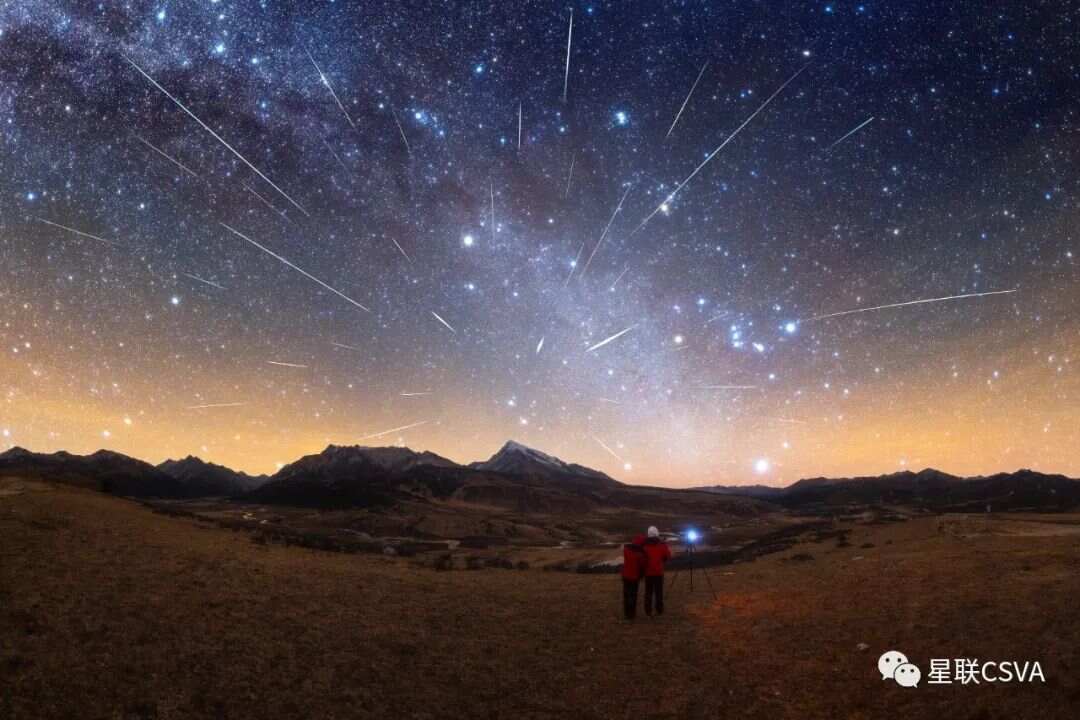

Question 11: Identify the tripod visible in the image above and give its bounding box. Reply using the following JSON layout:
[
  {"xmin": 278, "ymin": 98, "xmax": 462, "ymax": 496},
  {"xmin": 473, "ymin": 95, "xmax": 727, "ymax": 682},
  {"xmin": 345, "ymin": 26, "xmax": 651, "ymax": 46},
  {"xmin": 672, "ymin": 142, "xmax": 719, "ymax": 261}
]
[{"xmin": 668, "ymin": 543, "xmax": 717, "ymax": 599}]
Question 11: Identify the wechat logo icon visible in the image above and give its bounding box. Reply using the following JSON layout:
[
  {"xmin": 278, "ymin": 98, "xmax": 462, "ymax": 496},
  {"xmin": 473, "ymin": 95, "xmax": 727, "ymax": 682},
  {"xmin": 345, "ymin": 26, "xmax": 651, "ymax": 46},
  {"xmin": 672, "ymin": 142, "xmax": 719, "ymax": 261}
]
[{"xmin": 879, "ymin": 650, "xmax": 921, "ymax": 688}]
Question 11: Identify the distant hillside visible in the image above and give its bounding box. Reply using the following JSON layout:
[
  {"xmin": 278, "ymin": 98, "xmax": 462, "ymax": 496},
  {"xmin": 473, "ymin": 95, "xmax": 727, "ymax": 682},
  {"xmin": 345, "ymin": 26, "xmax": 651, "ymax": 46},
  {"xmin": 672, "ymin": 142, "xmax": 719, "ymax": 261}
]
[
  {"xmin": 0, "ymin": 441, "xmax": 763, "ymax": 517},
  {"xmin": 697, "ymin": 468, "xmax": 1080, "ymax": 512},
  {"xmin": 691, "ymin": 484, "xmax": 788, "ymax": 500},
  {"xmin": 0, "ymin": 447, "xmax": 189, "ymax": 498},
  {"xmin": 245, "ymin": 445, "xmax": 469, "ymax": 508},
  {"xmin": 6, "ymin": 442, "xmax": 1076, "ymax": 515},
  {"xmin": 244, "ymin": 441, "xmax": 757, "ymax": 516},
  {"xmin": 157, "ymin": 456, "xmax": 268, "ymax": 495}
]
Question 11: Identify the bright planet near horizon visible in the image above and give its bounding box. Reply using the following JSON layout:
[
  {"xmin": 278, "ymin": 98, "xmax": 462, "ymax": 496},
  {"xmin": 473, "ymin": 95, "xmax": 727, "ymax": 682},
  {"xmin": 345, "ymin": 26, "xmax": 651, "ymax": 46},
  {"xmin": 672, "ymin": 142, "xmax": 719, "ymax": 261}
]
[{"xmin": 0, "ymin": 2, "xmax": 1077, "ymax": 486}]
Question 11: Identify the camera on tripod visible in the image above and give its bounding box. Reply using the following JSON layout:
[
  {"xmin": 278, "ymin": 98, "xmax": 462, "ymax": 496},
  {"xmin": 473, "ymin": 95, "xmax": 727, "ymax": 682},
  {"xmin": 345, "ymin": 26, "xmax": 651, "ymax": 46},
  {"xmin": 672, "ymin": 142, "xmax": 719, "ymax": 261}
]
[{"xmin": 669, "ymin": 526, "xmax": 716, "ymax": 598}]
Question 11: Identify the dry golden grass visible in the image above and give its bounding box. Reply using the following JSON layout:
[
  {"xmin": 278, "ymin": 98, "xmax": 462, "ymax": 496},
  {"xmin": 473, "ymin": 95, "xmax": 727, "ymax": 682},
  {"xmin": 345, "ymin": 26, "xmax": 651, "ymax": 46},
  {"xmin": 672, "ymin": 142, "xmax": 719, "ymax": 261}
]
[
  {"xmin": 2, "ymin": 480, "xmax": 1079, "ymax": 719},
  {"xmin": 691, "ymin": 515, "xmax": 1080, "ymax": 719}
]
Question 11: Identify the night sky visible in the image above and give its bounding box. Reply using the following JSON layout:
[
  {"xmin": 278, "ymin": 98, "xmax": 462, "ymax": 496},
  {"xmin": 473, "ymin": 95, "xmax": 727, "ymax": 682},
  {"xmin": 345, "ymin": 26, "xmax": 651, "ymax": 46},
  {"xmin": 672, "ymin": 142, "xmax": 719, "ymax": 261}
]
[{"xmin": 1, "ymin": 1, "xmax": 1077, "ymax": 485}]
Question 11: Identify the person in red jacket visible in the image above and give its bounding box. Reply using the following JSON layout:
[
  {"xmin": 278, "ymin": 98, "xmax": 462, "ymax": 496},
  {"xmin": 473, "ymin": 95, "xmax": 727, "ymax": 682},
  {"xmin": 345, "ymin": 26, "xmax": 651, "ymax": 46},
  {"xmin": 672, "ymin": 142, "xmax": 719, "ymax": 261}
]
[
  {"xmin": 641, "ymin": 525, "xmax": 672, "ymax": 616},
  {"xmin": 621, "ymin": 533, "xmax": 647, "ymax": 620}
]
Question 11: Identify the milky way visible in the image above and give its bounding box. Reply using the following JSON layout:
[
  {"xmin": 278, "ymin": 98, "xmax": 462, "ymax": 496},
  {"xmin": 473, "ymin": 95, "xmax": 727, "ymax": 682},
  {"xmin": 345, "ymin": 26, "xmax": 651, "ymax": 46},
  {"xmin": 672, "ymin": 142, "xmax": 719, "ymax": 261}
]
[{"xmin": 0, "ymin": 2, "xmax": 1076, "ymax": 484}]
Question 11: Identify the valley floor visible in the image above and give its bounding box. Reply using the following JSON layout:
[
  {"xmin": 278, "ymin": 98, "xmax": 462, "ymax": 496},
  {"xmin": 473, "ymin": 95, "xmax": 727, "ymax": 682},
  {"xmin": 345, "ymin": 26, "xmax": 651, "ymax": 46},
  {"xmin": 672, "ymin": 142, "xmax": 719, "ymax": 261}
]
[{"xmin": 2, "ymin": 478, "xmax": 1079, "ymax": 719}]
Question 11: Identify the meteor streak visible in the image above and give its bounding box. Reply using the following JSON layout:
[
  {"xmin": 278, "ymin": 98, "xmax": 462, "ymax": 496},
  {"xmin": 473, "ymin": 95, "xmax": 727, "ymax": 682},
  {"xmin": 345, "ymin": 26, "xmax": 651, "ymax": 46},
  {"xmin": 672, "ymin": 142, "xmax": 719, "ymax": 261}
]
[
  {"xmin": 306, "ymin": 50, "xmax": 357, "ymax": 130},
  {"xmin": 431, "ymin": 311, "xmax": 457, "ymax": 334},
  {"xmin": 591, "ymin": 433, "xmax": 626, "ymax": 462},
  {"xmin": 267, "ymin": 361, "xmax": 308, "ymax": 368},
  {"xmin": 243, "ymin": 182, "xmax": 292, "ymax": 225},
  {"xmin": 185, "ymin": 402, "xmax": 247, "ymax": 410},
  {"xmin": 360, "ymin": 420, "xmax": 429, "ymax": 440},
  {"xmin": 704, "ymin": 312, "xmax": 731, "ymax": 325},
  {"xmin": 399, "ymin": 391, "xmax": 433, "ymax": 397},
  {"xmin": 586, "ymin": 325, "xmax": 636, "ymax": 353},
  {"xmin": 323, "ymin": 139, "xmax": 349, "ymax": 173},
  {"xmin": 665, "ymin": 60, "xmax": 708, "ymax": 139},
  {"xmin": 391, "ymin": 237, "xmax": 413, "ymax": 263},
  {"xmin": 331, "ymin": 341, "xmax": 362, "ymax": 351},
  {"xmin": 803, "ymin": 289, "xmax": 1018, "ymax": 322},
  {"xmin": 135, "ymin": 135, "xmax": 199, "ymax": 178},
  {"xmin": 699, "ymin": 385, "xmax": 759, "ymax": 390},
  {"xmin": 36, "ymin": 217, "xmax": 118, "ymax": 245},
  {"xmin": 183, "ymin": 272, "xmax": 225, "ymax": 290},
  {"xmin": 390, "ymin": 106, "xmax": 411, "ymax": 154},
  {"xmin": 490, "ymin": 180, "xmax": 496, "ymax": 244},
  {"xmin": 562, "ymin": 10, "xmax": 573, "ymax": 102},
  {"xmin": 123, "ymin": 53, "xmax": 309, "ymax": 217},
  {"xmin": 536, "ymin": 336, "xmax": 545, "ymax": 354},
  {"xmin": 610, "ymin": 265, "xmax": 629, "ymax": 290},
  {"xmin": 221, "ymin": 223, "xmax": 371, "ymax": 312},
  {"xmin": 825, "ymin": 115, "xmax": 874, "ymax": 151},
  {"xmin": 580, "ymin": 185, "xmax": 631, "ymax": 279},
  {"xmin": 517, "ymin": 102, "xmax": 523, "ymax": 150},
  {"xmin": 633, "ymin": 64, "xmax": 808, "ymax": 235},
  {"xmin": 564, "ymin": 153, "xmax": 576, "ymax": 197}
]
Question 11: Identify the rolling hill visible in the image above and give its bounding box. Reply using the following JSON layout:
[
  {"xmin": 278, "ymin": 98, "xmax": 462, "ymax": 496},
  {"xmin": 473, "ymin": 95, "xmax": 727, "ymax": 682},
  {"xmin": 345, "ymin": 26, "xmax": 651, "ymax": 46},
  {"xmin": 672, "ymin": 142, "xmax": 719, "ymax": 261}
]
[{"xmin": 696, "ymin": 467, "xmax": 1080, "ymax": 512}]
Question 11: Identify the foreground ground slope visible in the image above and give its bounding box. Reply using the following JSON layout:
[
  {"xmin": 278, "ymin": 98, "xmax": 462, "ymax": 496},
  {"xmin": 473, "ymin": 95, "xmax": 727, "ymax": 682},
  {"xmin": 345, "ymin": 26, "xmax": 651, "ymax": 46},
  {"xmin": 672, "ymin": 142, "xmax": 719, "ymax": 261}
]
[{"xmin": 2, "ymin": 478, "xmax": 1079, "ymax": 719}]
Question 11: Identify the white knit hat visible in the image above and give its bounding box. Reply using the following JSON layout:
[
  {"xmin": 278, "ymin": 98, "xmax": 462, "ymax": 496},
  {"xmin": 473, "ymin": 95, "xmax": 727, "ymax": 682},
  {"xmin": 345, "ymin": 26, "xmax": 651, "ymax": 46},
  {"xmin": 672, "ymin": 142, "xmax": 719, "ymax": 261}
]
[{"xmin": 647, "ymin": 525, "xmax": 659, "ymax": 538}]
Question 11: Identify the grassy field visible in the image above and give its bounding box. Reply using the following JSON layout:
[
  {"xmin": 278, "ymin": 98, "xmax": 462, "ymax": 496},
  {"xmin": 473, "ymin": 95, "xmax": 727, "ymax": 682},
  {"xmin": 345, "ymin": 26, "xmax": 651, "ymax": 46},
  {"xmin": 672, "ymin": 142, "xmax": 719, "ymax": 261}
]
[{"xmin": 2, "ymin": 478, "xmax": 1079, "ymax": 719}]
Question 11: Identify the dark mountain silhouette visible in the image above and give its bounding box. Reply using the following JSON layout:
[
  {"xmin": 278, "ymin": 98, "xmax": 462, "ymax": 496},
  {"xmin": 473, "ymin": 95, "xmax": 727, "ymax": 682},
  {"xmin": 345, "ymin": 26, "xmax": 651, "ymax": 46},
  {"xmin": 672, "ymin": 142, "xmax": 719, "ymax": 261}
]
[
  {"xmin": 778, "ymin": 468, "xmax": 963, "ymax": 507},
  {"xmin": 690, "ymin": 484, "xmax": 788, "ymax": 500},
  {"xmin": 5, "ymin": 442, "xmax": 1077, "ymax": 514},
  {"xmin": 157, "ymin": 456, "xmax": 268, "ymax": 495},
  {"xmin": 697, "ymin": 468, "xmax": 1080, "ymax": 512},
  {"xmin": 0, "ymin": 447, "xmax": 188, "ymax": 498},
  {"xmin": 245, "ymin": 445, "xmax": 466, "ymax": 508},
  {"xmin": 244, "ymin": 441, "xmax": 758, "ymax": 515}
]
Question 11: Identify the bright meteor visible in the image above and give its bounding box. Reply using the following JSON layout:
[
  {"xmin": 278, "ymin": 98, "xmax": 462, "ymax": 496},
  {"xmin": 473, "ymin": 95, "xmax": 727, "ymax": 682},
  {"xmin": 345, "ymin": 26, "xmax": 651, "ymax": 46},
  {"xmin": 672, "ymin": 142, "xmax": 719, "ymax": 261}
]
[
  {"xmin": 36, "ymin": 217, "xmax": 119, "ymax": 246},
  {"xmin": 306, "ymin": 49, "xmax": 357, "ymax": 130},
  {"xmin": 580, "ymin": 185, "xmax": 632, "ymax": 279},
  {"xmin": 431, "ymin": 311, "xmax": 457, "ymax": 334},
  {"xmin": 592, "ymin": 435, "xmax": 624, "ymax": 462},
  {"xmin": 183, "ymin": 272, "xmax": 225, "ymax": 290},
  {"xmin": 586, "ymin": 325, "xmax": 636, "ymax": 353},
  {"xmin": 221, "ymin": 223, "xmax": 371, "ymax": 312},
  {"xmin": 826, "ymin": 115, "xmax": 875, "ymax": 152},
  {"xmin": 562, "ymin": 10, "xmax": 573, "ymax": 102},
  {"xmin": 804, "ymin": 289, "xmax": 1018, "ymax": 322},
  {"xmin": 665, "ymin": 60, "xmax": 708, "ymax": 139},
  {"xmin": 134, "ymin": 135, "xmax": 199, "ymax": 178},
  {"xmin": 633, "ymin": 64, "xmax": 809, "ymax": 235},
  {"xmin": 123, "ymin": 53, "xmax": 309, "ymax": 217},
  {"xmin": 360, "ymin": 420, "xmax": 429, "ymax": 440},
  {"xmin": 185, "ymin": 402, "xmax": 247, "ymax": 410}
]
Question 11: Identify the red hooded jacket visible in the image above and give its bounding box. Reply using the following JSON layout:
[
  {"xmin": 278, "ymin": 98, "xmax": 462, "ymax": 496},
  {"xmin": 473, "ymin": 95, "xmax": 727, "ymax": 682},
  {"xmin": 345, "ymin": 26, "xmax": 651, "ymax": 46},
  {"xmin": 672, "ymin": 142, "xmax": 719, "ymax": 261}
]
[
  {"xmin": 641, "ymin": 537, "xmax": 672, "ymax": 577},
  {"xmin": 621, "ymin": 534, "xmax": 647, "ymax": 580}
]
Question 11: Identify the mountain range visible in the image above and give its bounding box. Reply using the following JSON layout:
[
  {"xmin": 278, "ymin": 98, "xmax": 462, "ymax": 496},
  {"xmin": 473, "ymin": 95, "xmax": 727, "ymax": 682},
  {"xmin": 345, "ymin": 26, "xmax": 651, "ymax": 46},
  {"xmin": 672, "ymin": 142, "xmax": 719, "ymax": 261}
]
[
  {"xmin": 0, "ymin": 441, "xmax": 743, "ymax": 516},
  {"xmin": 696, "ymin": 467, "xmax": 1080, "ymax": 512},
  {"xmin": 2, "ymin": 442, "xmax": 1079, "ymax": 513}
]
